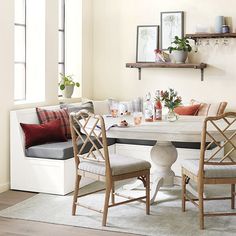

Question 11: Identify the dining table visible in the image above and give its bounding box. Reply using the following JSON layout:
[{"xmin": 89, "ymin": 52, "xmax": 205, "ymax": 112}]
[{"xmin": 104, "ymin": 115, "xmax": 236, "ymax": 204}]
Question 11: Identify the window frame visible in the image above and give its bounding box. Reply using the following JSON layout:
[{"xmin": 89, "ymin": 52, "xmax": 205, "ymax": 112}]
[
  {"xmin": 58, "ymin": 0, "xmax": 65, "ymax": 97},
  {"xmin": 14, "ymin": 0, "xmax": 27, "ymax": 101},
  {"xmin": 58, "ymin": 0, "xmax": 65, "ymax": 75}
]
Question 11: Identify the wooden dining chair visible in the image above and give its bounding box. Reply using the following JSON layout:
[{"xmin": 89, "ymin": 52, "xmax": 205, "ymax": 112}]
[
  {"xmin": 182, "ymin": 112, "xmax": 236, "ymax": 229},
  {"xmin": 69, "ymin": 111, "xmax": 151, "ymax": 226}
]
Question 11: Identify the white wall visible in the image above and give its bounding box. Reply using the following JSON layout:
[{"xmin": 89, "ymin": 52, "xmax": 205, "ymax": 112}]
[
  {"xmin": 0, "ymin": 0, "xmax": 93, "ymax": 193},
  {"xmin": 82, "ymin": 0, "xmax": 93, "ymax": 98},
  {"xmin": 92, "ymin": 0, "xmax": 236, "ymax": 111}
]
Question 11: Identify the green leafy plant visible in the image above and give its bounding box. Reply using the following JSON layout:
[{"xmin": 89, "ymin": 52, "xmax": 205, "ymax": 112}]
[
  {"xmin": 160, "ymin": 88, "xmax": 182, "ymax": 110},
  {"xmin": 59, "ymin": 73, "xmax": 80, "ymax": 90},
  {"xmin": 168, "ymin": 36, "xmax": 192, "ymax": 53}
]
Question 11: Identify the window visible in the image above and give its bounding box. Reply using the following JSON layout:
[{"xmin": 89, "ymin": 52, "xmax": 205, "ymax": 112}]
[
  {"xmin": 59, "ymin": 0, "xmax": 82, "ymax": 97},
  {"xmin": 14, "ymin": 0, "xmax": 45, "ymax": 103},
  {"xmin": 58, "ymin": 0, "xmax": 65, "ymax": 96},
  {"xmin": 14, "ymin": 0, "xmax": 26, "ymax": 101}
]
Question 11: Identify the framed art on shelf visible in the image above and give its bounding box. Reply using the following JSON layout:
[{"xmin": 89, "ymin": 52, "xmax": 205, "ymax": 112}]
[
  {"xmin": 161, "ymin": 11, "xmax": 184, "ymax": 50},
  {"xmin": 136, "ymin": 25, "xmax": 159, "ymax": 63}
]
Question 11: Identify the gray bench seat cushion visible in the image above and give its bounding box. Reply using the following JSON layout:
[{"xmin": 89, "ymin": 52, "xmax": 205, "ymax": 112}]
[
  {"xmin": 26, "ymin": 137, "xmax": 116, "ymax": 160},
  {"xmin": 182, "ymin": 159, "xmax": 236, "ymax": 178},
  {"xmin": 79, "ymin": 154, "xmax": 151, "ymax": 176}
]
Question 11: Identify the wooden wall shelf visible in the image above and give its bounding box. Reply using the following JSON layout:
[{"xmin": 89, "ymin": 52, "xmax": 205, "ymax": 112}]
[
  {"xmin": 126, "ymin": 62, "xmax": 207, "ymax": 81},
  {"xmin": 186, "ymin": 33, "xmax": 236, "ymax": 41}
]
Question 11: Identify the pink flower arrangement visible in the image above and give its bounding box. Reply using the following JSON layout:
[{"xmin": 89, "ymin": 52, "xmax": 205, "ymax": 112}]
[{"xmin": 160, "ymin": 88, "xmax": 182, "ymax": 110}]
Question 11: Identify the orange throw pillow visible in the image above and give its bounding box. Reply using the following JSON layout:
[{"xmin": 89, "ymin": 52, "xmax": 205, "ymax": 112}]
[{"xmin": 174, "ymin": 104, "xmax": 200, "ymax": 116}]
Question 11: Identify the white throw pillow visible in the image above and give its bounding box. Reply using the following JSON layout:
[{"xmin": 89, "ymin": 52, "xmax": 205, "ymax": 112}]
[
  {"xmin": 82, "ymin": 98, "xmax": 109, "ymax": 115},
  {"xmin": 108, "ymin": 97, "xmax": 143, "ymax": 115}
]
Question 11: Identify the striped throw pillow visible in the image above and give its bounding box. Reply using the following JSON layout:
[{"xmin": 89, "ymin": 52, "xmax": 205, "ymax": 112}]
[
  {"xmin": 60, "ymin": 101, "xmax": 94, "ymax": 114},
  {"xmin": 108, "ymin": 97, "xmax": 143, "ymax": 115},
  {"xmin": 190, "ymin": 99, "xmax": 228, "ymax": 116},
  {"xmin": 36, "ymin": 107, "xmax": 71, "ymax": 138}
]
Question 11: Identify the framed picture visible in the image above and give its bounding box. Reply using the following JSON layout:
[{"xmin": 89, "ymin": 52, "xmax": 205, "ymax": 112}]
[
  {"xmin": 136, "ymin": 25, "xmax": 159, "ymax": 63},
  {"xmin": 161, "ymin": 11, "xmax": 184, "ymax": 50}
]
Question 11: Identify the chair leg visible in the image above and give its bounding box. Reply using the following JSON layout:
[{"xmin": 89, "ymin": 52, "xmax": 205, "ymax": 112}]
[
  {"xmin": 182, "ymin": 173, "xmax": 186, "ymax": 212},
  {"xmin": 72, "ymin": 175, "xmax": 81, "ymax": 215},
  {"xmin": 231, "ymin": 184, "xmax": 235, "ymax": 209},
  {"xmin": 146, "ymin": 173, "xmax": 150, "ymax": 215},
  {"xmin": 111, "ymin": 182, "xmax": 115, "ymax": 205},
  {"xmin": 198, "ymin": 182, "xmax": 204, "ymax": 230},
  {"xmin": 102, "ymin": 183, "xmax": 112, "ymax": 226}
]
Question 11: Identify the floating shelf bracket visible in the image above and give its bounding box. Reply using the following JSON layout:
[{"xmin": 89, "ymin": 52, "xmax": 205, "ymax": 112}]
[
  {"xmin": 138, "ymin": 68, "xmax": 141, "ymax": 80},
  {"xmin": 201, "ymin": 68, "xmax": 204, "ymax": 82}
]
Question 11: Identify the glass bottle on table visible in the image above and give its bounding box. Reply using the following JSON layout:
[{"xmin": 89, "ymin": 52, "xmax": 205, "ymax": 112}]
[
  {"xmin": 143, "ymin": 92, "xmax": 153, "ymax": 122},
  {"xmin": 154, "ymin": 90, "xmax": 162, "ymax": 121}
]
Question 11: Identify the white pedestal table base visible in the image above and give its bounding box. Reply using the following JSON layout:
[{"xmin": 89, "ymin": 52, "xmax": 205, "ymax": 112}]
[{"xmin": 123, "ymin": 141, "xmax": 200, "ymax": 204}]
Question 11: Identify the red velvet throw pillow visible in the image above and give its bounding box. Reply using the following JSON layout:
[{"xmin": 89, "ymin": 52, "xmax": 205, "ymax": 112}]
[
  {"xmin": 174, "ymin": 104, "xmax": 200, "ymax": 116},
  {"xmin": 20, "ymin": 119, "xmax": 67, "ymax": 148},
  {"xmin": 36, "ymin": 107, "xmax": 71, "ymax": 138}
]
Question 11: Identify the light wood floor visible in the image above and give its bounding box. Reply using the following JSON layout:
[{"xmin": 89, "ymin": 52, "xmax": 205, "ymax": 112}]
[{"xmin": 0, "ymin": 190, "xmax": 138, "ymax": 236}]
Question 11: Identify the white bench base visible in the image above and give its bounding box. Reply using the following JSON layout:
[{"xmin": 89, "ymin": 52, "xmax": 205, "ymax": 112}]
[
  {"xmin": 11, "ymin": 142, "xmax": 218, "ymax": 195},
  {"xmin": 11, "ymin": 145, "xmax": 115, "ymax": 195}
]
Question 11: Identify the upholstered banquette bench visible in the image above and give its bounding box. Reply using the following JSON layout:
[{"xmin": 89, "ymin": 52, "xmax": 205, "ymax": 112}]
[
  {"xmin": 10, "ymin": 99, "xmax": 227, "ymax": 195},
  {"xmin": 10, "ymin": 101, "xmax": 115, "ymax": 195}
]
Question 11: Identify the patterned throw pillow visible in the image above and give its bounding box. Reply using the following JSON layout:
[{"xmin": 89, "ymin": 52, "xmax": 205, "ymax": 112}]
[
  {"xmin": 36, "ymin": 107, "xmax": 71, "ymax": 138},
  {"xmin": 60, "ymin": 102, "xmax": 94, "ymax": 133},
  {"xmin": 60, "ymin": 101, "xmax": 94, "ymax": 114}
]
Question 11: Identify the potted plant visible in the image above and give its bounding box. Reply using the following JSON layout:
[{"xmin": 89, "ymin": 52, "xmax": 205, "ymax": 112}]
[
  {"xmin": 168, "ymin": 36, "xmax": 192, "ymax": 63},
  {"xmin": 59, "ymin": 73, "xmax": 80, "ymax": 98}
]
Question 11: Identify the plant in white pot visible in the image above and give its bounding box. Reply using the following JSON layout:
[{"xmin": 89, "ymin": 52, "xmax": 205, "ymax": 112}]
[
  {"xmin": 59, "ymin": 73, "xmax": 80, "ymax": 98},
  {"xmin": 168, "ymin": 36, "xmax": 192, "ymax": 63}
]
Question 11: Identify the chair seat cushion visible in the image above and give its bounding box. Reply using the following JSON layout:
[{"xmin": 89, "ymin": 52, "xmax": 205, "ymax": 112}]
[
  {"xmin": 182, "ymin": 159, "xmax": 236, "ymax": 178},
  {"xmin": 79, "ymin": 154, "xmax": 151, "ymax": 176}
]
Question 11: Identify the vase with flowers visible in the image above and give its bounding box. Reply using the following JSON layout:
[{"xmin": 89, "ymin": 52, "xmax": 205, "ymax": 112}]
[{"xmin": 160, "ymin": 88, "xmax": 182, "ymax": 122}]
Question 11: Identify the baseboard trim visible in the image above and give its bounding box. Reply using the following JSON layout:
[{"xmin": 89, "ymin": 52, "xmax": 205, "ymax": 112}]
[{"xmin": 0, "ymin": 182, "xmax": 10, "ymax": 193}]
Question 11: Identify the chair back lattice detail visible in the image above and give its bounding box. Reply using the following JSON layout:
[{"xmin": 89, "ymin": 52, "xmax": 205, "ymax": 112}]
[
  {"xmin": 201, "ymin": 112, "xmax": 236, "ymax": 166},
  {"xmin": 69, "ymin": 111, "xmax": 109, "ymax": 167}
]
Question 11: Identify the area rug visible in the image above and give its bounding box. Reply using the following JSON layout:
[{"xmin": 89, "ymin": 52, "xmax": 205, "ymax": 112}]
[{"xmin": 0, "ymin": 183, "xmax": 236, "ymax": 236}]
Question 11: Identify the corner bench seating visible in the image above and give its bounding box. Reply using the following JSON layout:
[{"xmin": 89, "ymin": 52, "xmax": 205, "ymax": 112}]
[
  {"xmin": 10, "ymin": 100, "xmax": 226, "ymax": 195},
  {"xmin": 27, "ymin": 139, "xmax": 206, "ymax": 161},
  {"xmin": 10, "ymin": 103, "xmax": 116, "ymax": 195}
]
